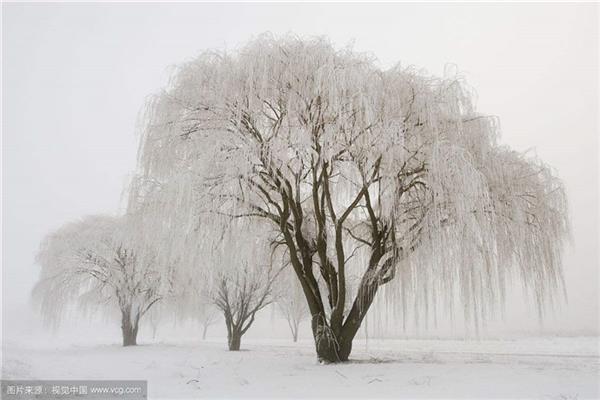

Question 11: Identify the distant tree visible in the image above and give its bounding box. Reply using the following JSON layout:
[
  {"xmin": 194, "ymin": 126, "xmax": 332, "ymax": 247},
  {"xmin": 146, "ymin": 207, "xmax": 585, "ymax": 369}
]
[
  {"xmin": 147, "ymin": 304, "xmax": 162, "ymax": 339},
  {"xmin": 212, "ymin": 263, "xmax": 277, "ymax": 350},
  {"xmin": 34, "ymin": 215, "xmax": 166, "ymax": 346},
  {"xmin": 179, "ymin": 284, "xmax": 220, "ymax": 340},
  {"xmin": 206, "ymin": 228, "xmax": 281, "ymax": 351},
  {"xmin": 146, "ymin": 293, "xmax": 218, "ymax": 341},
  {"xmin": 277, "ymin": 272, "xmax": 309, "ymax": 342},
  {"xmin": 133, "ymin": 36, "xmax": 569, "ymax": 362},
  {"xmin": 199, "ymin": 304, "xmax": 219, "ymax": 340}
]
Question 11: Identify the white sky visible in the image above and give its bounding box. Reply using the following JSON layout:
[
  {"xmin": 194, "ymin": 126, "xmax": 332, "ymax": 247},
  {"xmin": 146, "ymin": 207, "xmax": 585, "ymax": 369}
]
[{"xmin": 2, "ymin": 3, "xmax": 598, "ymax": 339}]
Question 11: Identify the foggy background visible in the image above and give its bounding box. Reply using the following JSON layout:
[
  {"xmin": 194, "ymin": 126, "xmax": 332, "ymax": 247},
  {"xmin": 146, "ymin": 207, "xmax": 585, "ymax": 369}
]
[{"xmin": 2, "ymin": 3, "xmax": 598, "ymax": 346}]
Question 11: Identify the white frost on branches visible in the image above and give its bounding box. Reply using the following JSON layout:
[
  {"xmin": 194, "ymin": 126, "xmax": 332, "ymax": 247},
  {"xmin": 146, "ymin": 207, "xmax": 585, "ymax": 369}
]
[
  {"xmin": 33, "ymin": 215, "xmax": 167, "ymax": 333},
  {"xmin": 129, "ymin": 34, "xmax": 569, "ymax": 342}
]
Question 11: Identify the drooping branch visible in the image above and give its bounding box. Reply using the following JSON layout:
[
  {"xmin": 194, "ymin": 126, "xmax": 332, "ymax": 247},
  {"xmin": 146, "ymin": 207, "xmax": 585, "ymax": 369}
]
[{"xmin": 130, "ymin": 35, "xmax": 569, "ymax": 361}]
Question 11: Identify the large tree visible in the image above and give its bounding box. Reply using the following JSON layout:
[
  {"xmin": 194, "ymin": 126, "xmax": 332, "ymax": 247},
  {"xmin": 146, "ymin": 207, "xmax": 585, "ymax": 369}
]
[
  {"xmin": 133, "ymin": 36, "xmax": 569, "ymax": 362},
  {"xmin": 34, "ymin": 215, "xmax": 166, "ymax": 346}
]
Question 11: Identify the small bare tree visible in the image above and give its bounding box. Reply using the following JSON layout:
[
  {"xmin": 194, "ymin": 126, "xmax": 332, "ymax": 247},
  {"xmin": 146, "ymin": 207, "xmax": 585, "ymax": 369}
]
[
  {"xmin": 34, "ymin": 215, "xmax": 165, "ymax": 346},
  {"xmin": 212, "ymin": 262, "xmax": 279, "ymax": 351},
  {"xmin": 205, "ymin": 226, "xmax": 283, "ymax": 351}
]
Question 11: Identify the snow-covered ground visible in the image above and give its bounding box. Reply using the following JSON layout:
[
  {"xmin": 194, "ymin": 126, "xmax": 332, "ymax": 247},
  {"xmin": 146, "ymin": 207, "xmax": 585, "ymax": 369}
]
[{"xmin": 2, "ymin": 336, "xmax": 598, "ymax": 399}]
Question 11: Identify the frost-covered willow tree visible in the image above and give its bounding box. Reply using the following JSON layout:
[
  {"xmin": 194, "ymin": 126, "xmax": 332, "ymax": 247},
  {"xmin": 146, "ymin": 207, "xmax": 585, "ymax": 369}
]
[
  {"xmin": 133, "ymin": 36, "xmax": 569, "ymax": 362},
  {"xmin": 34, "ymin": 215, "xmax": 167, "ymax": 346}
]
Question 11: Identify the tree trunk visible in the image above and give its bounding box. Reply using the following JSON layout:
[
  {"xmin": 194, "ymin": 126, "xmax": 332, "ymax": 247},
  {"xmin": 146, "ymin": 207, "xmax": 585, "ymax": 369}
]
[
  {"xmin": 310, "ymin": 314, "xmax": 352, "ymax": 362},
  {"xmin": 313, "ymin": 329, "xmax": 353, "ymax": 362},
  {"xmin": 223, "ymin": 311, "xmax": 244, "ymax": 351},
  {"xmin": 202, "ymin": 324, "xmax": 209, "ymax": 340},
  {"xmin": 288, "ymin": 319, "xmax": 299, "ymax": 342},
  {"xmin": 308, "ymin": 279, "xmax": 380, "ymax": 362},
  {"xmin": 227, "ymin": 328, "xmax": 242, "ymax": 351},
  {"xmin": 121, "ymin": 310, "xmax": 139, "ymax": 347}
]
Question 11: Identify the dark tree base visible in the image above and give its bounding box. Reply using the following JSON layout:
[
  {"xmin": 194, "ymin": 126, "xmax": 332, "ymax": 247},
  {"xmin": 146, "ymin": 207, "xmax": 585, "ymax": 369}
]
[
  {"xmin": 122, "ymin": 335, "xmax": 137, "ymax": 346},
  {"xmin": 121, "ymin": 314, "xmax": 139, "ymax": 347},
  {"xmin": 315, "ymin": 338, "xmax": 352, "ymax": 363},
  {"xmin": 228, "ymin": 332, "xmax": 242, "ymax": 351}
]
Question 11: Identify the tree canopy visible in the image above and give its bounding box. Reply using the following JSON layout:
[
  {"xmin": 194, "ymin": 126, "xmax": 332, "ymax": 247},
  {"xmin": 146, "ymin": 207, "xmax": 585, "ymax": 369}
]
[
  {"xmin": 126, "ymin": 35, "xmax": 569, "ymax": 361},
  {"xmin": 34, "ymin": 214, "xmax": 166, "ymax": 345}
]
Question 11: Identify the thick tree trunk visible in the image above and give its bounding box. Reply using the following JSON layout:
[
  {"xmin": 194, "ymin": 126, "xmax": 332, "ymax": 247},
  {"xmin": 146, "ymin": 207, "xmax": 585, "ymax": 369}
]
[
  {"xmin": 227, "ymin": 329, "xmax": 242, "ymax": 351},
  {"xmin": 121, "ymin": 310, "xmax": 139, "ymax": 347},
  {"xmin": 308, "ymin": 279, "xmax": 380, "ymax": 363},
  {"xmin": 283, "ymin": 217, "xmax": 384, "ymax": 362},
  {"xmin": 292, "ymin": 327, "xmax": 298, "ymax": 343},
  {"xmin": 223, "ymin": 310, "xmax": 246, "ymax": 351},
  {"xmin": 315, "ymin": 337, "xmax": 353, "ymax": 363},
  {"xmin": 312, "ymin": 313, "xmax": 352, "ymax": 363},
  {"xmin": 312, "ymin": 317, "xmax": 354, "ymax": 363}
]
